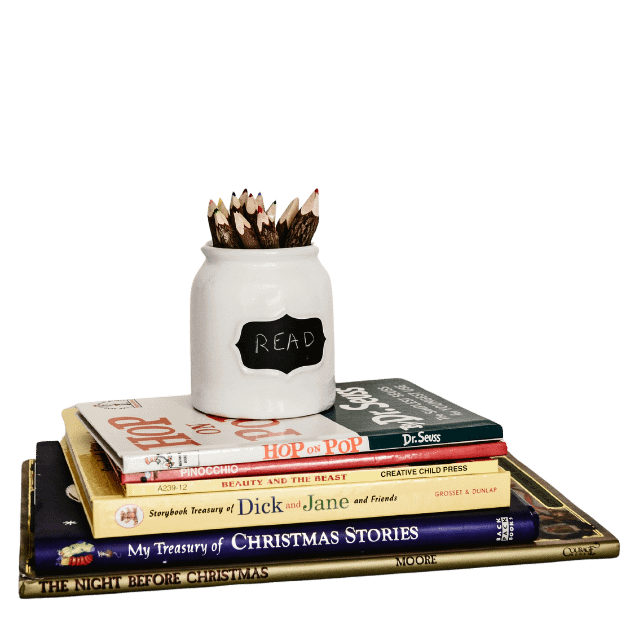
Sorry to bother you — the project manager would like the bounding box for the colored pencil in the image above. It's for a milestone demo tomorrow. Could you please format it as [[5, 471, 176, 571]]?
[[276, 197, 299, 246], [284, 189, 319, 247], [208, 190, 319, 249]]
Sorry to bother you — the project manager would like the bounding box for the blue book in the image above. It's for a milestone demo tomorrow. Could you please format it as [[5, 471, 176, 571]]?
[[33, 442, 539, 575]]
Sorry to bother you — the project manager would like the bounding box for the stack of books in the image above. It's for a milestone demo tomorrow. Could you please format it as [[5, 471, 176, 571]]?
[[19, 378, 619, 598]]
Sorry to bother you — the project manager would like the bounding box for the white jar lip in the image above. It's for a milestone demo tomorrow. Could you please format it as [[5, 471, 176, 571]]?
[[201, 242, 319, 261]]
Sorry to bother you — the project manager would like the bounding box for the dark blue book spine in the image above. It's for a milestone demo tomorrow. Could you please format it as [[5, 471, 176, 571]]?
[[34, 495, 538, 574]]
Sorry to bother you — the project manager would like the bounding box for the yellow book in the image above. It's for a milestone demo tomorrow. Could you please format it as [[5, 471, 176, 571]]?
[[62, 410, 511, 539]]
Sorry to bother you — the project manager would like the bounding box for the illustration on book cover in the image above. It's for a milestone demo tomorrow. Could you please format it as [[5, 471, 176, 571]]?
[[145, 455, 175, 470], [92, 400, 142, 409], [56, 541, 122, 568], [115, 505, 144, 529]]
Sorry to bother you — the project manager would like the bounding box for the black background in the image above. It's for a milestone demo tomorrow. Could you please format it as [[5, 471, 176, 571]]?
[[24, 172, 622, 614]]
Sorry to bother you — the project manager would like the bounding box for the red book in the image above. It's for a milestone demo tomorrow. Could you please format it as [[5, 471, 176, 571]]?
[[120, 440, 507, 484]]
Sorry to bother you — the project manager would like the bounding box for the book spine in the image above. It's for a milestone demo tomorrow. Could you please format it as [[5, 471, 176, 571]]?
[[367, 424, 504, 454], [33, 501, 537, 574], [20, 539, 620, 598], [121, 441, 509, 484], [92, 471, 511, 538], [124, 459, 500, 496], [120, 425, 503, 472]]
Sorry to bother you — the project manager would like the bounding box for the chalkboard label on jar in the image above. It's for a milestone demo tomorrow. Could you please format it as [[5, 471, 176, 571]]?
[[236, 314, 326, 374]]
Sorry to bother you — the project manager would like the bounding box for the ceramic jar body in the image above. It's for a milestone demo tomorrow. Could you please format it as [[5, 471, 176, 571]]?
[[191, 244, 335, 419]]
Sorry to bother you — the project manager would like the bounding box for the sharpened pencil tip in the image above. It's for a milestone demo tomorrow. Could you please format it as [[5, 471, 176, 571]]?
[[315, 189, 319, 194]]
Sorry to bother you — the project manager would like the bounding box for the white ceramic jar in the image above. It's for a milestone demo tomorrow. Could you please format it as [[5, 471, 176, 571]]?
[[191, 243, 335, 419]]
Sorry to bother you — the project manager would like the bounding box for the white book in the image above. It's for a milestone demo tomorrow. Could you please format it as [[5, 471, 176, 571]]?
[[74, 378, 504, 474], [75, 395, 354, 473]]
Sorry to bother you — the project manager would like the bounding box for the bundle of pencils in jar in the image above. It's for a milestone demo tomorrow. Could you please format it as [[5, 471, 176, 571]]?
[[207, 189, 319, 249]]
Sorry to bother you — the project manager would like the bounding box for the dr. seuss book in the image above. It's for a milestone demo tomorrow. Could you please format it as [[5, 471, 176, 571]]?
[[30, 442, 538, 574], [74, 378, 504, 473], [62, 410, 510, 538], [120, 440, 509, 487]]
